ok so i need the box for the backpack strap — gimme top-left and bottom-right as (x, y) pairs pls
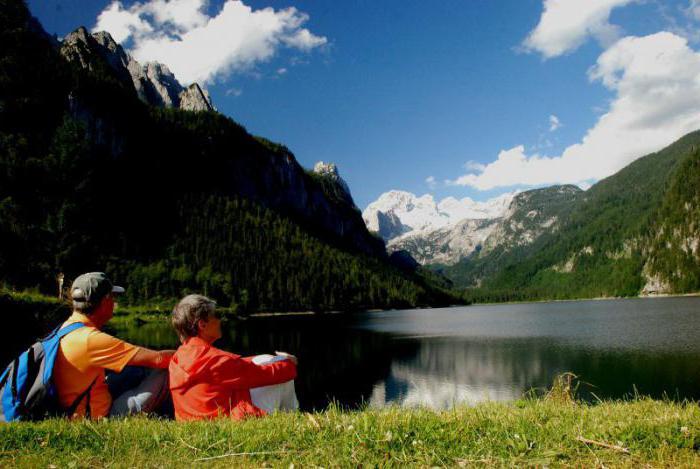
(65, 376), (98, 418)
(40, 322), (87, 385)
(54, 322), (86, 340)
(55, 322), (93, 417)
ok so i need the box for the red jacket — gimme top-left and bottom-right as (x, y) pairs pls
(169, 337), (297, 421)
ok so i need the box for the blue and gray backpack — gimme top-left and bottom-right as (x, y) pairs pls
(0, 322), (95, 422)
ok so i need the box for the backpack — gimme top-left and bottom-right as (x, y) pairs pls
(0, 322), (96, 422)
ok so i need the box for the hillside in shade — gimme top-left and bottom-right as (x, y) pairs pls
(0, 0), (457, 311)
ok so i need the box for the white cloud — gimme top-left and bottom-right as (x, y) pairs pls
(452, 32), (700, 191)
(92, 0), (327, 85)
(276, 67), (288, 75)
(225, 87), (242, 97)
(689, 0), (700, 21)
(425, 176), (437, 189)
(523, 0), (636, 58)
(94, 1), (153, 43)
(549, 114), (562, 132)
(463, 160), (486, 172)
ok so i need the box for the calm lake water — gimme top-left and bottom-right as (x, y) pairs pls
(110, 297), (700, 411)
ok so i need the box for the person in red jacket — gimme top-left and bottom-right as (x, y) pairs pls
(169, 294), (298, 421)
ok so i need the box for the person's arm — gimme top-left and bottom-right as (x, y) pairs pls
(128, 348), (175, 369)
(218, 356), (297, 390)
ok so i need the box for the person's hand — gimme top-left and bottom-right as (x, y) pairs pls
(275, 351), (298, 366)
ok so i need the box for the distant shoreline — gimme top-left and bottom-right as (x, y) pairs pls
(468, 291), (700, 307)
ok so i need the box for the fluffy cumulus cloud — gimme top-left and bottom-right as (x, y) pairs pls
(523, 0), (636, 58)
(452, 32), (700, 190)
(425, 176), (437, 189)
(93, 0), (327, 84)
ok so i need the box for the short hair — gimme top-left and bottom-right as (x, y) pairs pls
(172, 294), (217, 341)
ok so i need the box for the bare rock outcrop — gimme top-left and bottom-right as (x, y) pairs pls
(61, 28), (215, 112)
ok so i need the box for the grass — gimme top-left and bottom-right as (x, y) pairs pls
(0, 289), (239, 321)
(2, 399), (699, 468)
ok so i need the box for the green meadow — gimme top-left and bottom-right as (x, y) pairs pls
(2, 398), (699, 468)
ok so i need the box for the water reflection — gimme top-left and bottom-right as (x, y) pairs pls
(367, 337), (700, 408)
(105, 297), (700, 410)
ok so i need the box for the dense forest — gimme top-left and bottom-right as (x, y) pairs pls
(441, 131), (700, 302)
(0, 0), (457, 311)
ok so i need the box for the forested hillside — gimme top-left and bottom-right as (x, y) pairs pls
(441, 131), (700, 302)
(645, 144), (700, 292)
(0, 0), (456, 311)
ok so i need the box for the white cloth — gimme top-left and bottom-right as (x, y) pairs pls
(249, 354), (299, 413)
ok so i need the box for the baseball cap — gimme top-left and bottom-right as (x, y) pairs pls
(70, 272), (125, 308)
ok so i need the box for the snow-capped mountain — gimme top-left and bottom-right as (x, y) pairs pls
(363, 186), (582, 266)
(362, 190), (514, 239)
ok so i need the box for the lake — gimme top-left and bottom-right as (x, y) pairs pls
(110, 296), (700, 411)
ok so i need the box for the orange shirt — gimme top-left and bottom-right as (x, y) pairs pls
(169, 337), (297, 421)
(53, 312), (140, 418)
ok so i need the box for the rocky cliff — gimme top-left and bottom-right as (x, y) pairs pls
(61, 27), (215, 112)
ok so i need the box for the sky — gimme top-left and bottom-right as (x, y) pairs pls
(27, 0), (700, 209)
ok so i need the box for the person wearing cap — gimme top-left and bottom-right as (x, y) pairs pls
(53, 272), (175, 419)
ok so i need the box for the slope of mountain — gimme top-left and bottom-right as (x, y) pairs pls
(0, 0), (456, 310)
(365, 186), (579, 266)
(643, 143), (700, 293)
(388, 218), (500, 265)
(442, 131), (700, 301)
(478, 185), (582, 255)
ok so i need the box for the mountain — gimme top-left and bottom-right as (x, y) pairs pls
(388, 217), (500, 265)
(442, 131), (700, 301)
(0, 0), (457, 311)
(362, 190), (515, 264)
(478, 185), (582, 255)
(61, 27), (215, 112)
(363, 191), (514, 238)
(362, 187), (579, 266)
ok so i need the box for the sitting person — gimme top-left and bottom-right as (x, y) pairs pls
(169, 294), (298, 421)
(54, 272), (175, 419)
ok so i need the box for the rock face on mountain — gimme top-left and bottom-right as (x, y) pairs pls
(61, 27), (215, 112)
(364, 210), (409, 241)
(373, 186), (581, 266)
(389, 218), (500, 265)
(480, 185), (582, 254)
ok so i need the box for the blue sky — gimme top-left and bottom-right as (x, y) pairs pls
(27, 0), (700, 209)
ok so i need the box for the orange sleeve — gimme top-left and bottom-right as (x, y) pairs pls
(215, 356), (297, 391)
(85, 330), (140, 372)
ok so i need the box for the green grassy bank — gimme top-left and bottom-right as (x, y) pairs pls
(2, 399), (699, 468)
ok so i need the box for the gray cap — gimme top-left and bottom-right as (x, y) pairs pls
(70, 272), (125, 308)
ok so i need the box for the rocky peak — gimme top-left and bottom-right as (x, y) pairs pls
(61, 28), (215, 112)
(364, 209), (409, 240)
(179, 83), (215, 112)
(313, 161), (352, 198)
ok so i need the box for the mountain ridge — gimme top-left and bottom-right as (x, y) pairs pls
(440, 130), (700, 301)
(0, 0), (457, 311)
